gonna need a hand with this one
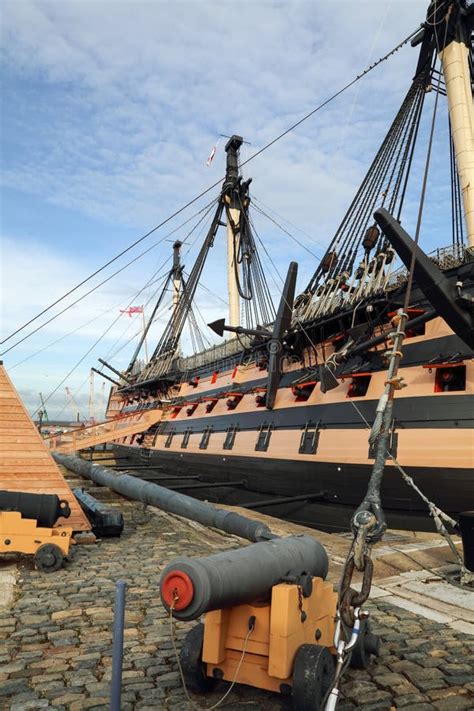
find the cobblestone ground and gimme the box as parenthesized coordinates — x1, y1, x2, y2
(0, 495, 473, 710)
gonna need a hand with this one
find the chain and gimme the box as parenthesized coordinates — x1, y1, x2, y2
(339, 311, 409, 612)
(325, 309, 409, 708)
(297, 585, 307, 623)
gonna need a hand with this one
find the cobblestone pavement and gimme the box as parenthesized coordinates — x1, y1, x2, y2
(0, 487, 473, 710)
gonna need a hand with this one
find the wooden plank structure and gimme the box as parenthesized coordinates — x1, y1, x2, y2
(0, 363, 91, 532)
(47, 408, 164, 454)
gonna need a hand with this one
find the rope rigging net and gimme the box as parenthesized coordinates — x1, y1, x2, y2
(294, 29, 471, 326)
(136, 155, 277, 382)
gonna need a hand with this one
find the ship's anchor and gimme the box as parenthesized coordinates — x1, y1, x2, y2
(208, 261, 298, 410)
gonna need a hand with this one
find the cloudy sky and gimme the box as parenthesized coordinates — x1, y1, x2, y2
(1, 0, 453, 420)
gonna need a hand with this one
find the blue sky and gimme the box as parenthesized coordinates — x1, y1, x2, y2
(1, 0, 454, 419)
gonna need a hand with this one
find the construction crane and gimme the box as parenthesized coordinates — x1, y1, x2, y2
(88, 369, 95, 424)
(98, 380, 106, 420)
(65, 387, 82, 422)
(38, 393, 49, 422)
(37, 392, 49, 434)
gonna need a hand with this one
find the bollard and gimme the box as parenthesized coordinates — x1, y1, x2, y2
(459, 512, 474, 572)
(110, 580, 126, 711)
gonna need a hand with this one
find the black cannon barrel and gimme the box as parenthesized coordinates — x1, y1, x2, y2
(0, 490, 71, 527)
(160, 534, 329, 621)
(73, 488, 124, 538)
(53, 453, 274, 543)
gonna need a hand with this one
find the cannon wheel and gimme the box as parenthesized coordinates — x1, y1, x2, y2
(34, 543, 64, 573)
(349, 619, 380, 669)
(180, 623, 217, 694)
(292, 644, 334, 710)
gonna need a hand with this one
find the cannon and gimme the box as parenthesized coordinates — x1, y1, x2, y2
(0, 490, 73, 573)
(160, 535, 380, 709)
(73, 488, 124, 537)
(0, 490, 71, 526)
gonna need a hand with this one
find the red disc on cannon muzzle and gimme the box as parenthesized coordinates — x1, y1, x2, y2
(161, 570, 194, 610)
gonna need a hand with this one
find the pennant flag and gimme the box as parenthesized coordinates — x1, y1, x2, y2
(120, 305, 143, 318)
(206, 139, 220, 167)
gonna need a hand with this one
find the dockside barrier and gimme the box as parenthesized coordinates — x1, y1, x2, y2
(52, 453, 275, 543)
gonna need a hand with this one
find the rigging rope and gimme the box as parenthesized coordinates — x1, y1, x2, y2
(29, 255, 175, 418)
(1, 200, 218, 357)
(34, 197, 218, 411)
(144, 201, 226, 377)
(328, 12, 461, 705)
(193, 278, 228, 306)
(12, 268, 172, 372)
(252, 201, 322, 260)
(403, 11, 450, 313)
(238, 28, 422, 172)
(2, 24, 421, 352)
(303, 71, 431, 304)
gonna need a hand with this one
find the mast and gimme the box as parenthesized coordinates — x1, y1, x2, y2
(438, 1, 474, 246)
(122, 133, 274, 386)
(224, 135, 243, 329)
(126, 241, 183, 373)
(171, 240, 183, 354)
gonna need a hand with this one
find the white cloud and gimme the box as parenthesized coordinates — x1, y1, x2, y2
(2, 0, 453, 418)
(1, 0, 428, 228)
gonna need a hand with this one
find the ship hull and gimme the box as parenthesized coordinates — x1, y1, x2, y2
(111, 443, 472, 532)
(106, 307, 473, 534)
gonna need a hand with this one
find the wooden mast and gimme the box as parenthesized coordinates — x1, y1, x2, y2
(224, 135, 243, 330)
(172, 239, 182, 355)
(227, 205, 241, 328)
(440, 4, 474, 246)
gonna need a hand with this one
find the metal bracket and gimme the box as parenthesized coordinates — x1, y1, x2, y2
(199, 427, 213, 450)
(223, 425, 239, 451)
(181, 428, 192, 449)
(255, 423, 273, 452)
(164, 428, 176, 449)
(299, 420, 321, 454)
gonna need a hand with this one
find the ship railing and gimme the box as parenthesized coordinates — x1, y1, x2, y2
(296, 242, 469, 324)
(386, 242, 468, 290)
(128, 358, 145, 376)
(176, 333, 254, 371)
(128, 244, 470, 383)
(128, 338, 246, 381)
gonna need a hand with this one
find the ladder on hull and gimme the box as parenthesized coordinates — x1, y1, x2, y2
(47, 408, 164, 454)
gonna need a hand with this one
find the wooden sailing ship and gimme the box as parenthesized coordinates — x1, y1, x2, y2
(51, 0, 474, 532)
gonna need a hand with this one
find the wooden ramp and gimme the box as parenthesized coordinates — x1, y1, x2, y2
(47, 408, 164, 454)
(0, 363, 91, 532)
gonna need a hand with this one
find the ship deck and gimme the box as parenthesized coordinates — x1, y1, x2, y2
(0, 458, 472, 710)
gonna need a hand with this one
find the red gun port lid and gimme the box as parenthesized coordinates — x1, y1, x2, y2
(161, 570, 194, 610)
